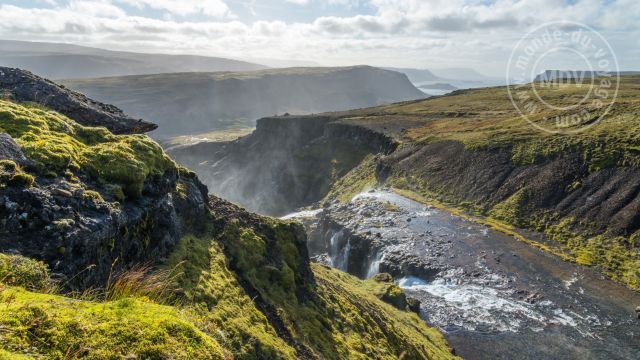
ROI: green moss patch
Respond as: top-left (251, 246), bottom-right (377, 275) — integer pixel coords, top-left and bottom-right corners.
top-left (324, 154), bottom-right (378, 203)
top-left (0, 100), bottom-right (175, 198)
top-left (0, 160), bottom-right (34, 188)
top-left (164, 235), bottom-right (297, 360)
top-left (0, 287), bottom-right (226, 359)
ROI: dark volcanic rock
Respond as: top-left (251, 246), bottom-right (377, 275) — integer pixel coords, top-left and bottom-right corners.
top-left (0, 67), bottom-right (156, 134)
top-left (0, 169), bottom-right (210, 289)
top-left (0, 133), bottom-right (30, 166)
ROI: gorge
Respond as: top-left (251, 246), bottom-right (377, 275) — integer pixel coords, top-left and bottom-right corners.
top-left (170, 75), bottom-right (640, 359)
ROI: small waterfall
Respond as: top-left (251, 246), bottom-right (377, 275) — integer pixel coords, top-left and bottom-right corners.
top-left (366, 251), bottom-right (383, 279)
top-left (330, 230), bottom-right (343, 262)
top-left (329, 230), bottom-right (350, 271)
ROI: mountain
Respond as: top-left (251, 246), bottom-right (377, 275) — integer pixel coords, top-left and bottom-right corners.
top-left (61, 66), bottom-right (427, 138)
top-left (0, 39), bottom-right (267, 79)
top-left (0, 68), bottom-right (457, 359)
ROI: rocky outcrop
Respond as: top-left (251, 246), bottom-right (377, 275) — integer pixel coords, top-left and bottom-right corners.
top-left (0, 67), bottom-right (156, 134)
top-left (0, 133), bottom-right (30, 166)
top-left (0, 161), bottom-right (209, 289)
top-left (169, 114), bottom-right (397, 215)
top-left (0, 97), bottom-right (205, 288)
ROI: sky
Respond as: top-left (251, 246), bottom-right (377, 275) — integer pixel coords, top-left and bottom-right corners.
top-left (0, 0), bottom-right (638, 76)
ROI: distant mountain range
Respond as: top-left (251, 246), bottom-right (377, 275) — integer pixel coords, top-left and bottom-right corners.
top-left (0, 40), bottom-right (267, 79)
top-left (61, 66), bottom-right (426, 138)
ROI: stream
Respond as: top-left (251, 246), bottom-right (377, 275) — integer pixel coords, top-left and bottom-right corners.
top-left (284, 190), bottom-right (640, 360)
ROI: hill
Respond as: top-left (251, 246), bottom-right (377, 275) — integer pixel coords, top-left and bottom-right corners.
top-left (61, 66), bottom-right (427, 138)
top-left (0, 39), bottom-right (267, 79)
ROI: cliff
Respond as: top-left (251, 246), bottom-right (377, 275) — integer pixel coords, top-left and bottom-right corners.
top-left (169, 114), bottom-right (397, 215)
top-left (61, 66), bottom-right (426, 138)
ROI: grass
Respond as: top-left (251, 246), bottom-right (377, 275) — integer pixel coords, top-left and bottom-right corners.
top-left (0, 100), bottom-right (176, 199)
top-left (0, 287), bottom-right (227, 359)
top-left (103, 264), bottom-right (180, 304)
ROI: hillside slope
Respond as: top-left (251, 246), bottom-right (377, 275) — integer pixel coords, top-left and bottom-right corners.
top-left (61, 66), bottom-right (426, 138)
top-left (0, 71), bottom-right (456, 359)
top-left (0, 40), bottom-right (267, 79)
top-left (178, 75), bottom-right (640, 290)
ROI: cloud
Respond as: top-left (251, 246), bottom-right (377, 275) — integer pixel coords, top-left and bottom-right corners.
top-left (285, 0), bottom-right (311, 5)
top-left (0, 0), bottom-right (637, 74)
top-left (115, 0), bottom-right (232, 18)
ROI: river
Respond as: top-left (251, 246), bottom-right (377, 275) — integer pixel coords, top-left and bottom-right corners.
top-left (285, 190), bottom-right (640, 359)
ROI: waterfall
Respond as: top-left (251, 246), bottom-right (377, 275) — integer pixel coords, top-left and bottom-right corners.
top-left (335, 237), bottom-right (351, 271)
top-left (366, 251), bottom-right (383, 279)
top-left (329, 230), bottom-right (350, 271)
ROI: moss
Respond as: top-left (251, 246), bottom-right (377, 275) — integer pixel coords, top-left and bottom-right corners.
top-left (82, 190), bottom-right (104, 203)
top-left (0, 287), bottom-right (227, 359)
top-left (487, 189), bottom-right (529, 227)
top-left (0, 254), bottom-right (50, 291)
top-left (0, 160), bottom-right (34, 188)
top-left (0, 100), bottom-right (176, 199)
top-left (308, 264), bottom-right (458, 360)
top-left (105, 184), bottom-right (125, 203)
top-left (164, 235), bottom-right (297, 360)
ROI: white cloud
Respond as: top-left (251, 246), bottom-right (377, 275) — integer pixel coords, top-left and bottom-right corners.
top-left (0, 0), bottom-right (637, 74)
top-left (285, 0), bottom-right (311, 5)
top-left (116, 0), bottom-right (232, 18)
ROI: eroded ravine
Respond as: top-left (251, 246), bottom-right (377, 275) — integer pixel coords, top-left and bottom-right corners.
top-left (286, 190), bottom-right (640, 360)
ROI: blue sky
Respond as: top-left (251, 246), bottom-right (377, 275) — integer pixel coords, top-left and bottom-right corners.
top-left (0, 0), bottom-right (637, 75)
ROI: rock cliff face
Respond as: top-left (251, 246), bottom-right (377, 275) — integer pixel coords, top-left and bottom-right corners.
top-left (169, 114), bottom-right (397, 215)
top-left (0, 67), bottom-right (156, 134)
top-left (0, 82), bottom-right (205, 287)
top-left (61, 66), bottom-right (426, 137)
